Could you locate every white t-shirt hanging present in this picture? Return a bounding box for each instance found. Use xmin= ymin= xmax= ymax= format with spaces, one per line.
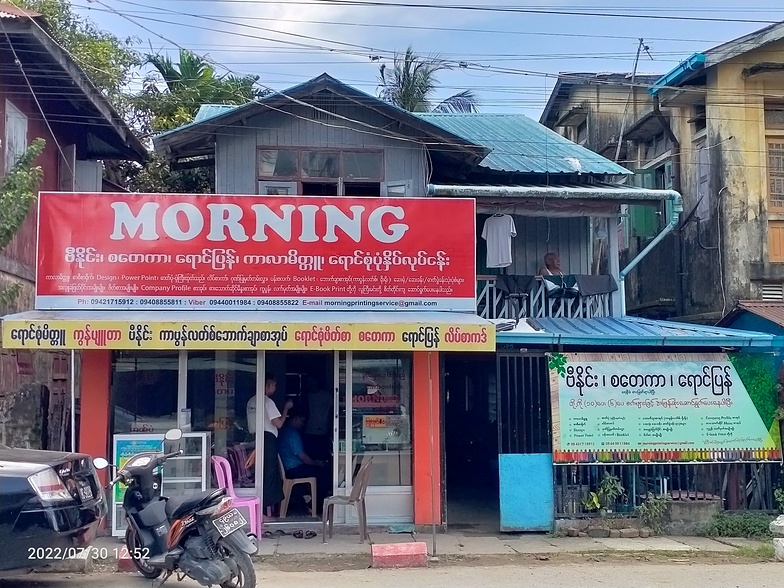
xmin=481 ymin=214 xmax=517 ymax=268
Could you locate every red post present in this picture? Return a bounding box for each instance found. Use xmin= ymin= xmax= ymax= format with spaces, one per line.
xmin=412 ymin=352 xmax=441 ymax=525
xmin=79 ymin=350 xmax=111 ymax=484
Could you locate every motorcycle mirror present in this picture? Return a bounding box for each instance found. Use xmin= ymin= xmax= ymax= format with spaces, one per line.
xmin=93 ymin=457 xmax=110 ymax=470
xmin=164 ymin=428 xmax=183 ymax=441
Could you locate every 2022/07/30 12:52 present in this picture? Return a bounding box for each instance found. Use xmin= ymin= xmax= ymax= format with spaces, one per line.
xmin=27 ymin=546 xmax=150 ymax=561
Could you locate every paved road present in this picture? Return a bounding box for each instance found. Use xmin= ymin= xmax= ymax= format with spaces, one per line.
xmin=2 ymin=563 xmax=782 ymax=588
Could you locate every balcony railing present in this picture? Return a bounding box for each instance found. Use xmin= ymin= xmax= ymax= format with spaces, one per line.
xmin=476 ymin=275 xmax=613 ymax=320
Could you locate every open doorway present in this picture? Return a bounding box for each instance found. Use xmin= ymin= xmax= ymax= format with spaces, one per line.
xmin=264 ymin=351 xmax=334 ymax=521
xmin=444 ymin=353 xmax=499 ymax=530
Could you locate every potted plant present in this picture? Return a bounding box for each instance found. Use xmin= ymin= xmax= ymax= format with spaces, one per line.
xmin=597 ymin=473 xmax=625 ymax=514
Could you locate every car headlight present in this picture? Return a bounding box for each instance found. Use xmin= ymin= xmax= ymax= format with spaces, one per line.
xmin=28 ymin=468 xmax=72 ymax=503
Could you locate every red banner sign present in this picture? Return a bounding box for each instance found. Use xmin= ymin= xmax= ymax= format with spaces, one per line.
xmin=36 ymin=193 xmax=476 ymax=311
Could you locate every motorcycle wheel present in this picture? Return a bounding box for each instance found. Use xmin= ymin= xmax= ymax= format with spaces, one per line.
xmin=218 ymin=540 xmax=256 ymax=588
xmin=125 ymin=526 xmax=162 ymax=579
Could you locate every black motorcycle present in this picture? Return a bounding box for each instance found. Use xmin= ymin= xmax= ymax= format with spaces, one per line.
xmin=94 ymin=429 xmax=257 ymax=588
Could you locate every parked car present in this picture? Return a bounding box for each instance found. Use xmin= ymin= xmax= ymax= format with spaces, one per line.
xmin=0 ymin=443 xmax=107 ymax=576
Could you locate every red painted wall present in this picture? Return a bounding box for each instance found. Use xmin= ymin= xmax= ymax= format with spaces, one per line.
xmin=79 ymin=350 xmax=111 ymax=483
xmin=412 ymin=352 xmax=442 ymax=525
xmin=0 ymin=90 xmax=60 ymax=270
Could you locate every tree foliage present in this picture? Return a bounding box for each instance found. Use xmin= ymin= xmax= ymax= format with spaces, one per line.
xmin=378 ymin=46 xmax=478 ymax=113
xmin=0 ymin=138 xmax=45 ymax=305
xmin=133 ymin=49 xmax=263 ymax=135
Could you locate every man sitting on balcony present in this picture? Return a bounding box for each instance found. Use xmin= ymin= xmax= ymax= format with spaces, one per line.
xmin=538 ymin=252 xmax=564 ymax=277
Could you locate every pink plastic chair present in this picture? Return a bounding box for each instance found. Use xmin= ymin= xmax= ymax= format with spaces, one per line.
xmin=211 ymin=455 xmax=261 ymax=538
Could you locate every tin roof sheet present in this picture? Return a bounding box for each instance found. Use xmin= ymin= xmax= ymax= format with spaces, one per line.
xmin=416 ymin=113 xmax=630 ymax=176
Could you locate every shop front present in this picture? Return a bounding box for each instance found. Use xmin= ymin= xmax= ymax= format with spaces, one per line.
xmin=2 ymin=192 xmax=495 ymax=533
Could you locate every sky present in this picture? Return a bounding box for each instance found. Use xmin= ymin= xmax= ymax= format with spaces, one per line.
xmin=74 ymin=0 xmax=784 ymax=119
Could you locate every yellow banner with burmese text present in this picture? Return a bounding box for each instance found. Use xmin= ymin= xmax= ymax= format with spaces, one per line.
xmin=2 ymin=319 xmax=494 ymax=352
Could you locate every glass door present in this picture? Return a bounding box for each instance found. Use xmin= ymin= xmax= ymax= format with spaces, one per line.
xmin=332 ymin=351 xmax=414 ymax=524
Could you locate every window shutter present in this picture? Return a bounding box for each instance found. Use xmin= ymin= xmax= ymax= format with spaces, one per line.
xmin=629 ymin=169 xmax=658 ymax=239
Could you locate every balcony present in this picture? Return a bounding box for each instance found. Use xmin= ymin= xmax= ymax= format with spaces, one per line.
xmin=476 ymin=275 xmax=615 ymax=320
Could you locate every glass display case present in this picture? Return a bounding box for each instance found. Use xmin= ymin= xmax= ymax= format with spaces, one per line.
xmin=111 ymin=432 xmax=211 ymax=536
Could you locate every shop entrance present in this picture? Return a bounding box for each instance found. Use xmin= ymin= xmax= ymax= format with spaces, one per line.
xmin=444 ymin=353 xmax=499 ymax=529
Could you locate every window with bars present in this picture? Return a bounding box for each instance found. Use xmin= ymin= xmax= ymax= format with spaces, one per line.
xmin=768 ymin=140 xmax=784 ymax=211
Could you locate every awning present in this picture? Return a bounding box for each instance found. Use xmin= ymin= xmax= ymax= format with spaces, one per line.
xmin=427 ymin=183 xmax=680 ymax=218
xmin=1 ymin=310 xmax=495 ymax=352
xmin=495 ymin=316 xmax=773 ymax=348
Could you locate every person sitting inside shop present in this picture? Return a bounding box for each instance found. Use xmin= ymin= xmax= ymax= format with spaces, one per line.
xmin=278 ymin=410 xmax=332 ymax=513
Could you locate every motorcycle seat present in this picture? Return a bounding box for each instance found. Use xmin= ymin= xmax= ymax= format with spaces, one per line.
xmin=166 ymin=488 xmax=227 ymax=520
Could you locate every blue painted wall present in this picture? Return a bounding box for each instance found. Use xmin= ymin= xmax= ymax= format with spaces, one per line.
xmin=724 ymin=313 xmax=784 ymax=338
xmin=499 ymin=453 xmax=554 ymax=532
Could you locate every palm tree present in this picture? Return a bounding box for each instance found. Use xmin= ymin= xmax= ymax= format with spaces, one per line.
xmin=378 ymin=47 xmax=478 ymax=113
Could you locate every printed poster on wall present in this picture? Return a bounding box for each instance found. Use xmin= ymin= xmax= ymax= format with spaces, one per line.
xmin=35 ymin=192 xmax=476 ymax=311
xmin=549 ymin=353 xmax=782 ymax=463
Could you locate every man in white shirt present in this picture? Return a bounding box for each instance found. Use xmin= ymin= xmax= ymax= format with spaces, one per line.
xmin=245 ymin=374 xmax=292 ymax=516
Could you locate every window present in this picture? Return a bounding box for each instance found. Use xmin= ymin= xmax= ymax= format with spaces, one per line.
xmin=576 ymin=121 xmax=588 ymax=145
xmin=4 ymin=100 xmax=27 ymax=172
xmin=768 ymin=140 xmax=784 ymax=211
xmin=695 ymin=140 xmax=711 ymax=219
xmin=343 ymin=152 xmax=382 ymax=180
xmin=187 ymin=351 xmax=257 ymax=461
xmin=111 ymin=351 xmax=179 ymax=434
xmin=691 ymin=102 xmax=707 ymax=134
xmin=257 ymin=147 xmax=384 ymax=196
xmin=350 ymin=353 xmax=412 ymax=487
xmin=765 ymin=103 xmax=784 ymax=130
xmin=302 ymin=151 xmax=339 ymax=178
xmin=257 ymin=149 xmax=299 ymax=177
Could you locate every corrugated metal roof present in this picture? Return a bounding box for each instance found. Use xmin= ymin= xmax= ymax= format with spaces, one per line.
xmin=194 ymin=104 xmax=236 ymax=123
xmin=735 ymin=301 xmax=784 ymax=328
xmin=0 ymin=3 xmax=40 ymax=18
xmin=496 ymin=316 xmax=772 ymax=347
xmin=416 ymin=113 xmax=630 ymax=176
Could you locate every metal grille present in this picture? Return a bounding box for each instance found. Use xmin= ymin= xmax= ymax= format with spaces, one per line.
xmin=497 ymin=354 xmax=552 ymax=455
xmin=761 ymin=283 xmax=784 ymax=301
xmin=554 ymin=462 xmax=779 ymax=517
xmin=768 ymin=141 xmax=784 ymax=210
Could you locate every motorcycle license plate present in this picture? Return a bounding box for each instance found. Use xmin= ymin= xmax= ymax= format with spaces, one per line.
xmin=212 ymin=508 xmax=247 ymax=538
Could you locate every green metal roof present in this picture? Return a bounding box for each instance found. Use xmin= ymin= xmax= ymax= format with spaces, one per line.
xmin=496 ymin=317 xmax=773 ymax=348
xmin=416 ymin=113 xmax=630 ymax=176
xmin=193 ymin=104 xmax=236 ymax=123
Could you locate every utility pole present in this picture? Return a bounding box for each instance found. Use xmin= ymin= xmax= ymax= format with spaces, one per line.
xmin=614 ymin=38 xmax=652 ymax=163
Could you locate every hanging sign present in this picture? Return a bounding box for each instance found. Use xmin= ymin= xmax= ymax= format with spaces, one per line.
xmin=549 ymin=352 xmax=782 ymax=463
xmin=35 ymin=193 xmax=476 ymax=311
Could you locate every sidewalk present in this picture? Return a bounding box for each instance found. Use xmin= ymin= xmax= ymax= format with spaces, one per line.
xmin=258 ymin=531 xmax=767 ymax=557
xmin=88 ymin=531 xmax=767 ymax=561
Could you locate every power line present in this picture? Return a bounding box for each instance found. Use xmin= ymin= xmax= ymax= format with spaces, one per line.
xmin=95 ymin=0 xmax=784 ymax=24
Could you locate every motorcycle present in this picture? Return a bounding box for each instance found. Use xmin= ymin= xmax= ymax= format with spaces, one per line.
xmin=94 ymin=429 xmax=257 ymax=588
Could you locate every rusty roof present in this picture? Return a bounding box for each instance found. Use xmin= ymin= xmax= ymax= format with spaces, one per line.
xmin=733 ymin=300 xmax=784 ymax=327
xmin=0 ymin=3 xmax=40 ymax=18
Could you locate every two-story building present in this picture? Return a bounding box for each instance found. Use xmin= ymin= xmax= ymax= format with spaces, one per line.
xmin=4 ymin=73 xmax=780 ymax=538
xmin=0 ymin=3 xmax=146 ymax=449
xmin=543 ymin=22 xmax=784 ymax=324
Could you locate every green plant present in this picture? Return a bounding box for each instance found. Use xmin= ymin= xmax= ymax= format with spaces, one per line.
xmin=775 ymin=487 xmax=784 ymax=513
xmin=548 ymin=353 xmax=567 ymax=377
xmin=581 ymin=491 xmax=600 ymax=512
xmin=696 ymin=512 xmax=776 ymax=540
xmin=597 ymin=473 xmax=625 ymax=510
xmin=636 ymin=493 xmax=671 ymax=534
